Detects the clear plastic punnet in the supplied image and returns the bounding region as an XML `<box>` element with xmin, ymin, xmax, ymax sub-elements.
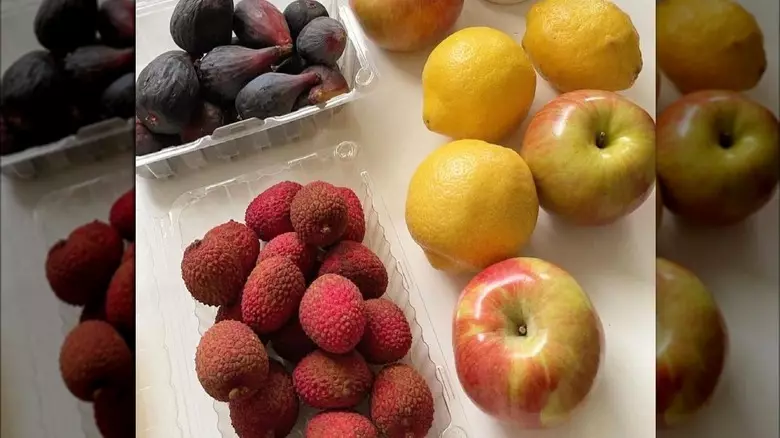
<box><xmin>31</xmin><ymin>170</ymin><xmax>134</xmax><ymax>438</ymax></box>
<box><xmin>134</xmin><ymin>0</ymin><xmax>379</xmax><ymax>179</ymax></box>
<box><xmin>142</xmin><ymin>141</ymin><xmax>471</xmax><ymax>437</ymax></box>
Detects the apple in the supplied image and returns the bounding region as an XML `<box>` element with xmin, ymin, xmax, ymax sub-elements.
<box><xmin>349</xmin><ymin>0</ymin><xmax>463</xmax><ymax>52</ymax></box>
<box><xmin>520</xmin><ymin>90</ymin><xmax>656</xmax><ymax>226</ymax></box>
<box><xmin>656</xmin><ymin>258</ymin><xmax>727</xmax><ymax>428</ymax></box>
<box><xmin>453</xmin><ymin>257</ymin><xmax>603</xmax><ymax>428</ymax></box>
<box><xmin>657</xmin><ymin>90</ymin><xmax>779</xmax><ymax>226</ymax></box>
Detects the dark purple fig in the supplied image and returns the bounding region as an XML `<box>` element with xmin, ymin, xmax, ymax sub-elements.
<box><xmin>196</xmin><ymin>44</ymin><xmax>293</xmax><ymax>104</ymax></box>
<box><xmin>101</xmin><ymin>73</ymin><xmax>134</xmax><ymax>119</ymax></box>
<box><xmin>1</xmin><ymin>51</ymin><xmax>71</xmax><ymax>144</ymax></box>
<box><xmin>293</xmin><ymin>65</ymin><xmax>349</xmax><ymax>110</ymax></box>
<box><xmin>273</xmin><ymin>54</ymin><xmax>308</xmax><ymax>75</ymax></box>
<box><xmin>64</xmin><ymin>46</ymin><xmax>134</xmax><ymax>91</ymax></box>
<box><xmin>135</xmin><ymin>119</ymin><xmax>179</xmax><ymax>156</ymax></box>
<box><xmin>283</xmin><ymin>0</ymin><xmax>328</xmax><ymax>40</ymax></box>
<box><xmin>296</xmin><ymin>17</ymin><xmax>347</xmax><ymax>67</ymax></box>
<box><xmin>233</xmin><ymin>0</ymin><xmax>292</xmax><ymax>49</ymax></box>
<box><xmin>235</xmin><ymin>72</ymin><xmax>320</xmax><ymax>120</ymax></box>
<box><xmin>181</xmin><ymin>101</ymin><xmax>228</xmax><ymax>143</ymax></box>
<box><xmin>34</xmin><ymin>0</ymin><xmax>98</xmax><ymax>54</ymax></box>
<box><xmin>170</xmin><ymin>0</ymin><xmax>234</xmax><ymax>55</ymax></box>
<box><xmin>136</xmin><ymin>51</ymin><xmax>200</xmax><ymax>135</ymax></box>
<box><xmin>97</xmin><ymin>0</ymin><xmax>135</xmax><ymax>47</ymax></box>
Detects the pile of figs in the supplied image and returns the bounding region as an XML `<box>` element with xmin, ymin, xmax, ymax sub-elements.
<box><xmin>135</xmin><ymin>0</ymin><xmax>351</xmax><ymax>157</ymax></box>
<box><xmin>0</xmin><ymin>0</ymin><xmax>135</xmax><ymax>156</ymax></box>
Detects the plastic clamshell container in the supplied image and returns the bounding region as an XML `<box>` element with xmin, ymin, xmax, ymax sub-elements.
<box><xmin>1</xmin><ymin>0</ymin><xmax>133</xmax><ymax>179</ymax></box>
<box><xmin>134</xmin><ymin>0</ymin><xmax>379</xmax><ymax>179</ymax></box>
<box><xmin>31</xmin><ymin>170</ymin><xmax>134</xmax><ymax>438</ymax></box>
<box><xmin>147</xmin><ymin>142</ymin><xmax>470</xmax><ymax>437</ymax></box>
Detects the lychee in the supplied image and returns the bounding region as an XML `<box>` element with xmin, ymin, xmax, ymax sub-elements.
<box><xmin>318</xmin><ymin>241</ymin><xmax>388</xmax><ymax>299</ymax></box>
<box><xmin>338</xmin><ymin>187</ymin><xmax>366</xmax><ymax>243</ymax></box>
<box><xmin>306</xmin><ymin>411</ymin><xmax>378</xmax><ymax>438</ymax></box>
<box><xmin>242</xmin><ymin>256</ymin><xmax>306</xmax><ymax>334</ymax></box>
<box><xmin>293</xmin><ymin>350</ymin><xmax>373</xmax><ymax>409</ymax></box>
<box><xmin>181</xmin><ymin>237</ymin><xmax>245</xmax><ymax>306</ymax></box>
<box><xmin>105</xmin><ymin>259</ymin><xmax>135</xmax><ymax>335</ymax></box>
<box><xmin>122</xmin><ymin>242</ymin><xmax>135</xmax><ymax>263</ymax></box>
<box><xmin>245</xmin><ymin>181</ymin><xmax>303</xmax><ymax>241</ymax></box>
<box><xmin>204</xmin><ymin>220</ymin><xmax>259</xmax><ymax>275</ymax></box>
<box><xmin>59</xmin><ymin>321</ymin><xmax>133</xmax><ymax>401</ymax></box>
<box><xmin>357</xmin><ymin>299</ymin><xmax>412</xmax><ymax>364</ymax></box>
<box><xmin>229</xmin><ymin>360</ymin><xmax>299</xmax><ymax>438</ymax></box>
<box><xmin>195</xmin><ymin>320</ymin><xmax>269</xmax><ymax>402</ymax></box>
<box><xmin>46</xmin><ymin>220</ymin><xmax>124</xmax><ymax>306</ymax></box>
<box><xmin>290</xmin><ymin>181</ymin><xmax>348</xmax><ymax>246</ymax></box>
<box><xmin>215</xmin><ymin>291</ymin><xmax>243</xmax><ymax>324</ymax></box>
<box><xmin>268</xmin><ymin>316</ymin><xmax>317</xmax><ymax>364</ymax></box>
<box><xmin>257</xmin><ymin>231</ymin><xmax>318</xmax><ymax>279</ymax></box>
<box><xmin>109</xmin><ymin>188</ymin><xmax>134</xmax><ymax>241</ymax></box>
<box><xmin>94</xmin><ymin>386</ymin><xmax>134</xmax><ymax>438</ymax></box>
<box><xmin>370</xmin><ymin>364</ymin><xmax>434</xmax><ymax>438</ymax></box>
<box><xmin>299</xmin><ymin>274</ymin><xmax>365</xmax><ymax>354</ymax></box>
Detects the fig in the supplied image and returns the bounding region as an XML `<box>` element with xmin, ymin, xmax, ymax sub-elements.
<box><xmin>170</xmin><ymin>0</ymin><xmax>234</xmax><ymax>55</ymax></box>
<box><xmin>296</xmin><ymin>17</ymin><xmax>347</xmax><ymax>67</ymax></box>
<box><xmin>181</xmin><ymin>101</ymin><xmax>228</xmax><ymax>143</ymax></box>
<box><xmin>64</xmin><ymin>46</ymin><xmax>134</xmax><ymax>93</ymax></box>
<box><xmin>101</xmin><ymin>73</ymin><xmax>134</xmax><ymax>119</ymax></box>
<box><xmin>235</xmin><ymin>72</ymin><xmax>320</xmax><ymax>120</ymax></box>
<box><xmin>233</xmin><ymin>0</ymin><xmax>292</xmax><ymax>48</ymax></box>
<box><xmin>136</xmin><ymin>119</ymin><xmax>178</xmax><ymax>156</ymax></box>
<box><xmin>295</xmin><ymin>65</ymin><xmax>349</xmax><ymax>108</ymax></box>
<box><xmin>34</xmin><ymin>0</ymin><xmax>98</xmax><ymax>54</ymax></box>
<box><xmin>97</xmin><ymin>0</ymin><xmax>135</xmax><ymax>47</ymax></box>
<box><xmin>283</xmin><ymin>0</ymin><xmax>328</xmax><ymax>39</ymax></box>
<box><xmin>136</xmin><ymin>51</ymin><xmax>200</xmax><ymax>135</ymax></box>
<box><xmin>197</xmin><ymin>45</ymin><xmax>293</xmax><ymax>104</ymax></box>
<box><xmin>273</xmin><ymin>54</ymin><xmax>308</xmax><ymax>75</ymax></box>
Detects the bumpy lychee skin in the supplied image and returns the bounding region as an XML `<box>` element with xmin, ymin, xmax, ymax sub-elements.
<box><xmin>229</xmin><ymin>360</ymin><xmax>299</xmax><ymax>438</ymax></box>
<box><xmin>93</xmin><ymin>386</ymin><xmax>133</xmax><ymax>438</ymax></box>
<box><xmin>242</xmin><ymin>256</ymin><xmax>306</xmax><ymax>334</ymax></box>
<box><xmin>109</xmin><ymin>188</ymin><xmax>135</xmax><ymax>241</ymax></box>
<box><xmin>269</xmin><ymin>316</ymin><xmax>317</xmax><ymax>363</ymax></box>
<box><xmin>215</xmin><ymin>291</ymin><xmax>243</xmax><ymax>324</ymax></box>
<box><xmin>204</xmin><ymin>220</ymin><xmax>259</xmax><ymax>275</ymax></box>
<box><xmin>59</xmin><ymin>321</ymin><xmax>133</xmax><ymax>401</ymax></box>
<box><xmin>370</xmin><ymin>364</ymin><xmax>434</xmax><ymax>438</ymax></box>
<box><xmin>258</xmin><ymin>231</ymin><xmax>318</xmax><ymax>279</ymax></box>
<box><xmin>318</xmin><ymin>241</ymin><xmax>388</xmax><ymax>299</ymax></box>
<box><xmin>290</xmin><ymin>181</ymin><xmax>348</xmax><ymax>246</ymax></box>
<box><xmin>181</xmin><ymin>238</ymin><xmax>244</xmax><ymax>306</ymax></box>
<box><xmin>299</xmin><ymin>274</ymin><xmax>366</xmax><ymax>354</ymax></box>
<box><xmin>357</xmin><ymin>299</ymin><xmax>412</xmax><ymax>364</ymax></box>
<box><xmin>105</xmin><ymin>259</ymin><xmax>135</xmax><ymax>335</ymax></box>
<box><xmin>122</xmin><ymin>242</ymin><xmax>135</xmax><ymax>263</ymax></box>
<box><xmin>306</xmin><ymin>411</ymin><xmax>378</xmax><ymax>438</ymax></box>
<box><xmin>46</xmin><ymin>221</ymin><xmax>124</xmax><ymax>305</ymax></box>
<box><xmin>338</xmin><ymin>187</ymin><xmax>366</xmax><ymax>243</ymax></box>
<box><xmin>195</xmin><ymin>320</ymin><xmax>269</xmax><ymax>402</ymax></box>
<box><xmin>245</xmin><ymin>181</ymin><xmax>303</xmax><ymax>241</ymax></box>
<box><xmin>293</xmin><ymin>350</ymin><xmax>373</xmax><ymax>409</ymax></box>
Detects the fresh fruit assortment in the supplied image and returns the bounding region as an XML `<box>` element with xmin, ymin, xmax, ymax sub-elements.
<box><xmin>181</xmin><ymin>180</ymin><xmax>432</xmax><ymax>437</ymax></box>
<box><xmin>44</xmin><ymin>189</ymin><xmax>135</xmax><ymax>438</ymax></box>
<box><xmin>135</xmin><ymin>0</ymin><xmax>351</xmax><ymax>157</ymax></box>
<box><xmin>0</xmin><ymin>0</ymin><xmax>134</xmax><ymax>156</ymax></box>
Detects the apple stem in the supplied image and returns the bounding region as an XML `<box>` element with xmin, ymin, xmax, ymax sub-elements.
<box><xmin>718</xmin><ymin>132</ymin><xmax>733</xmax><ymax>149</ymax></box>
<box><xmin>518</xmin><ymin>325</ymin><xmax>527</xmax><ymax>336</ymax></box>
<box><xmin>595</xmin><ymin>131</ymin><xmax>608</xmax><ymax>149</ymax></box>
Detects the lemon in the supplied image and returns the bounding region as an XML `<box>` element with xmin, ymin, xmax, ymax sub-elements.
<box><xmin>405</xmin><ymin>140</ymin><xmax>539</xmax><ymax>273</ymax></box>
<box><xmin>422</xmin><ymin>27</ymin><xmax>537</xmax><ymax>143</ymax></box>
<box><xmin>522</xmin><ymin>0</ymin><xmax>642</xmax><ymax>92</ymax></box>
<box><xmin>657</xmin><ymin>0</ymin><xmax>766</xmax><ymax>94</ymax></box>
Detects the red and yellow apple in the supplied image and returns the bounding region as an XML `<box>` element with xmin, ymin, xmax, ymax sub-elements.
<box><xmin>349</xmin><ymin>0</ymin><xmax>463</xmax><ymax>52</ymax></box>
<box><xmin>520</xmin><ymin>90</ymin><xmax>656</xmax><ymax>226</ymax></box>
<box><xmin>657</xmin><ymin>90</ymin><xmax>779</xmax><ymax>226</ymax></box>
<box><xmin>656</xmin><ymin>258</ymin><xmax>728</xmax><ymax>428</ymax></box>
<box><xmin>453</xmin><ymin>257</ymin><xmax>603</xmax><ymax>428</ymax></box>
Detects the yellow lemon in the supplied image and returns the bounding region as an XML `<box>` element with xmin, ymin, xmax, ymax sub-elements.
<box><xmin>657</xmin><ymin>0</ymin><xmax>766</xmax><ymax>94</ymax></box>
<box><xmin>405</xmin><ymin>140</ymin><xmax>539</xmax><ymax>273</ymax></box>
<box><xmin>422</xmin><ymin>27</ymin><xmax>537</xmax><ymax>143</ymax></box>
<box><xmin>523</xmin><ymin>0</ymin><xmax>642</xmax><ymax>92</ymax></box>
